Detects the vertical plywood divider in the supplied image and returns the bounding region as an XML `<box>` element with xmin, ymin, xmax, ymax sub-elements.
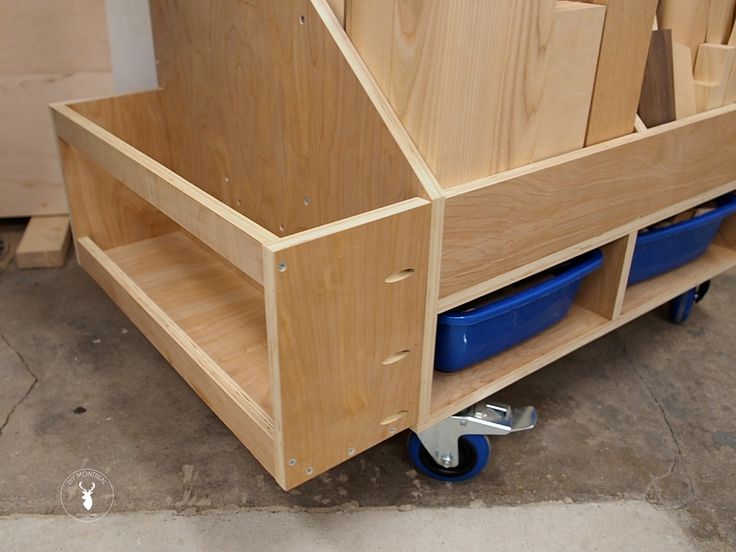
<box><xmin>576</xmin><ymin>232</ymin><xmax>637</xmax><ymax>319</ymax></box>
<box><xmin>267</xmin><ymin>201</ymin><xmax>431</xmax><ymax>488</ymax></box>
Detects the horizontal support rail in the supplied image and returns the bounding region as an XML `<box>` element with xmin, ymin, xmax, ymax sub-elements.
<box><xmin>52</xmin><ymin>103</ymin><xmax>276</xmax><ymax>285</ymax></box>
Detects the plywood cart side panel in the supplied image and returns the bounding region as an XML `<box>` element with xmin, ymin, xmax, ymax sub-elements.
<box><xmin>440</xmin><ymin>105</ymin><xmax>736</xmax><ymax>302</ymax></box>
<box><xmin>268</xmin><ymin>201</ymin><xmax>431</xmax><ymax>489</ymax></box>
<box><xmin>148</xmin><ymin>0</ymin><xmax>426</xmax><ymax>237</ymax></box>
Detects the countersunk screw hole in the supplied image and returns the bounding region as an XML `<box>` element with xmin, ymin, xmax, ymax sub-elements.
<box><xmin>306</xmin><ymin>466</ymin><xmax>314</xmax><ymax>475</ymax></box>
<box><xmin>288</xmin><ymin>458</ymin><xmax>297</xmax><ymax>466</ymax></box>
<box><xmin>388</xmin><ymin>427</ymin><xmax>396</xmax><ymax>434</ymax></box>
<box><xmin>303</xmin><ymin>197</ymin><xmax>310</xmax><ymax>206</ymax></box>
<box><xmin>278</xmin><ymin>262</ymin><xmax>288</xmax><ymax>273</ymax></box>
<box><xmin>279</xmin><ymin>224</ymin><xmax>285</xmax><ymax>232</ymax></box>
<box><xmin>347</xmin><ymin>448</ymin><xmax>355</xmax><ymax>456</ymax></box>
<box><xmin>299</xmin><ymin>15</ymin><xmax>306</xmax><ymax>24</ymax></box>
<box><xmin>236</xmin><ymin>198</ymin><xmax>242</xmax><ymax>207</ymax></box>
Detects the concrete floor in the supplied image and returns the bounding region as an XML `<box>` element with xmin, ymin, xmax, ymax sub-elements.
<box><xmin>1</xmin><ymin>234</ymin><xmax>735</xmax><ymax>551</ymax></box>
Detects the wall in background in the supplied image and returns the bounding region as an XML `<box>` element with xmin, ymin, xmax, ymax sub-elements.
<box><xmin>105</xmin><ymin>0</ymin><xmax>158</xmax><ymax>93</ymax></box>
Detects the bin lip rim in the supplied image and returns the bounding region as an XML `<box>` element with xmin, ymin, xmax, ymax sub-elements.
<box><xmin>439</xmin><ymin>249</ymin><xmax>604</xmax><ymax>326</ymax></box>
<box><xmin>636</xmin><ymin>193</ymin><xmax>736</xmax><ymax>245</ymax></box>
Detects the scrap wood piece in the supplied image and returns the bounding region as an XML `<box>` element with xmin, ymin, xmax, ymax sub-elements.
<box><xmin>693</xmin><ymin>43</ymin><xmax>736</xmax><ymax>110</ymax></box>
<box><xmin>638</xmin><ymin>29</ymin><xmax>677</xmax><ymax>127</ymax></box>
<box><xmin>15</xmin><ymin>216</ymin><xmax>71</xmax><ymax>269</ymax></box>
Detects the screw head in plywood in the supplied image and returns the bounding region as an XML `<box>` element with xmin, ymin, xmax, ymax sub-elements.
<box><xmin>278</xmin><ymin>262</ymin><xmax>288</xmax><ymax>272</ymax></box>
<box><xmin>288</xmin><ymin>458</ymin><xmax>297</xmax><ymax>466</ymax></box>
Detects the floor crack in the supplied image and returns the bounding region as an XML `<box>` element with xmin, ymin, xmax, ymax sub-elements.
<box><xmin>0</xmin><ymin>331</ymin><xmax>38</xmax><ymax>437</ymax></box>
<box><xmin>614</xmin><ymin>335</ymin><xmax>696</xmax><ymax>509</ymax></box>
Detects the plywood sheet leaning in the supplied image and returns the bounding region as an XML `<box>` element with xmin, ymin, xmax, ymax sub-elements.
<box><xmin>582</xmin><ymin>0</ymin><xmax>659</xmax><ymax>145</ymax></box>
<box><xmin>346</xmin><ymin>0</ymin><xmax>612</xmax><ymax>187</ymax></box>
<box><xmin>707</xmin><ymin>0</ymin><xmax>736</xmax><ymax>44</ymax></box>
<box><xmin>672</xmin><ymin>43</ymin><xmax>698</xmax><ymax>118</ymax></box>
<box><xmin>638</xmin><ymin>30</ymin><xmax>677</xmax><ymax>127</ymax></box>
<box><xmin>532</xmin><ymin>1</ymin><xmax>606</xmax><ymax>160</ymax></box>
<box><xmin>658</xmin><ymin>0</ymin><xmax>711</xmax><ymax>64</ymax></box>
<box><xmin>694</xmin><ymin>44</ymin><xmax>736</xmax><ymax>110</ymax></box>
<box><xmin>0</xmin><ymin>0</ymin><xmax>113</xmax><ymax>218</ymax></box>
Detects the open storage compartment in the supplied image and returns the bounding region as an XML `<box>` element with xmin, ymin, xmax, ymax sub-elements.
<box><xmin>54</xmin><ymin>0</ymin><xmax>736</xmax><ymax>487</ymax></box>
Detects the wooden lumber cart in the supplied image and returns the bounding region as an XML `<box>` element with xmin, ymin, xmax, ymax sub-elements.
<box><xmin>52</xmin><ymin>0</ymin><xmax>736</xmax><ymax>489</ymax></box>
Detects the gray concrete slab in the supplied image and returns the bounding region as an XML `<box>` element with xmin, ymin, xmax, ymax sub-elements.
<box><xmin>0</xmin><ymin>502</ymin><xmax>698</xmax><ymax>552</ymax></box>
<box><xmin>1</xmin><ymin>249</ymin><xmax>735</xmax><ymax>551</ymax></box>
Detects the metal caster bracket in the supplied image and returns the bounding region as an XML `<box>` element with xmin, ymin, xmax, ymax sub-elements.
<box><xmin>417</xmin><ymin>401</ymin><xmax>537</xmax><ymax>469</ymax></box>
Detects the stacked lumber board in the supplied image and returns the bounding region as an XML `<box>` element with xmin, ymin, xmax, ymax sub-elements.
<box><xmin>339</xmin><ymin>0</ymin><xmax>736</xmax><ymax>184</ymax></box>
<box><xmin>344</xmin><ymin>0</ymin><xmax>659</xmax><ymax>186</ymax></box>
<box><xmin>638</xmin><ymin>0</ymin><xmax>736</xmax><ymax>126</ymax></box>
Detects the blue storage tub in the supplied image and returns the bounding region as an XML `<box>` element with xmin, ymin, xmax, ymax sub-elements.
<box><xmin>435</xmin><ymin>250</ymin><xmax>604</xmax><ymax>373</ymax></box>
<box><xmin>628</xmin><ymin>194</ymin><xmax>736</xmax><ymax>285</ymax></box>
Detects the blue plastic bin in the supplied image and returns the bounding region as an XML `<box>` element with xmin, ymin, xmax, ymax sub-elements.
<box><xmin>628</xmin><ymin>194</ymin><xmax>736</xmax><ymax>285</ymax></box>
<box><xmin>435</xmin><ymin>250</ymin><xmax>604</xmax><ymax>373</ymax></box>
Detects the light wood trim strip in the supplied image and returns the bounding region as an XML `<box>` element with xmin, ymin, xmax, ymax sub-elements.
<box><xmin>268</xmin><ymin>197</ymin><xmax>430</xmax><ymax>251</ymax></box>
<box><xmin>52</xmin><ymin>103</ymin><xmax>276</xmax><ymax>284</ymax></box>
<box><xmin>576</xmin><ymin>231</ymin><xmax>637</xmax><ymax>320</ymax></box>
<box><xmin>76</xmin><ymin>236</ymin><xmax>276</xmax><ymax>477</ymax></box>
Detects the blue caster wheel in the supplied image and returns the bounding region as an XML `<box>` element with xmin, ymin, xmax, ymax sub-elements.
<box><xmin>407</xmin><ymin>432</ymin><xmax>490</xmax><ymax>482</ymax></box>
<box><xmin>668</xmin><ymin>281</ymin><xmax>710</xmax><ymax>324</ymax></box>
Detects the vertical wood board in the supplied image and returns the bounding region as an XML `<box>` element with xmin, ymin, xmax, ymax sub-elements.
<box><xmin>270</xmin><ymin>203</ymin><xmax>431</xmax><ymax>488</ymax></box>
<box><xmin>694</xmin><ymin>44</ymin><xmax>736</xmax><ymax>110</ymax></box>
<box><xmin>658</xmin><ymin>0</ymin><xmax>711</xmax><ymax>64</ymax></box>
<box><xmin>638</xmin><ymin>29</ymin><xmax>677</xmax><ymax>127</ymax></box>
<box><xmin>347</xmin><ymin>0</ymin><xmax>566</xmax><ymax>187</ymax></box>
<box><xmin>707</xmin><ymin>0</ymin><xmax>736</xmax><ymax>44</ymax></box>
<box><xmin>532</xmin><ymin>1</ymin><xmax>607</xmax><ymax>160</ymax></box>
<box><xmin>583</xmin><ymin>0</ymin><xmax>659</xmax><ymax>145</ymax></box>
<box><xmin>672</xmin><ymin>43</ymin><xmax>697</xmax><ymax>118</ymax></box>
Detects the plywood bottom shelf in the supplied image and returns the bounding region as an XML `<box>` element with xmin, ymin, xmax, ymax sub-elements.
<box><xmin>424</xmin><ymin>242</ymin><xmax>736</xmax><ymax>430</ymax></box>
<box><xmin>103</xmin><ymin>231</ymin><xmax>273</xmax><ymax>416</ymax></box>
<box><xmin>622</xmin><ymin>243</ymin><xmax>736</xmax><ymax>316</ymax></box>
<box><xmin>428</xmin><ymin>304</ymin><xmax>608</xmax><ymax>426</ymax></box>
